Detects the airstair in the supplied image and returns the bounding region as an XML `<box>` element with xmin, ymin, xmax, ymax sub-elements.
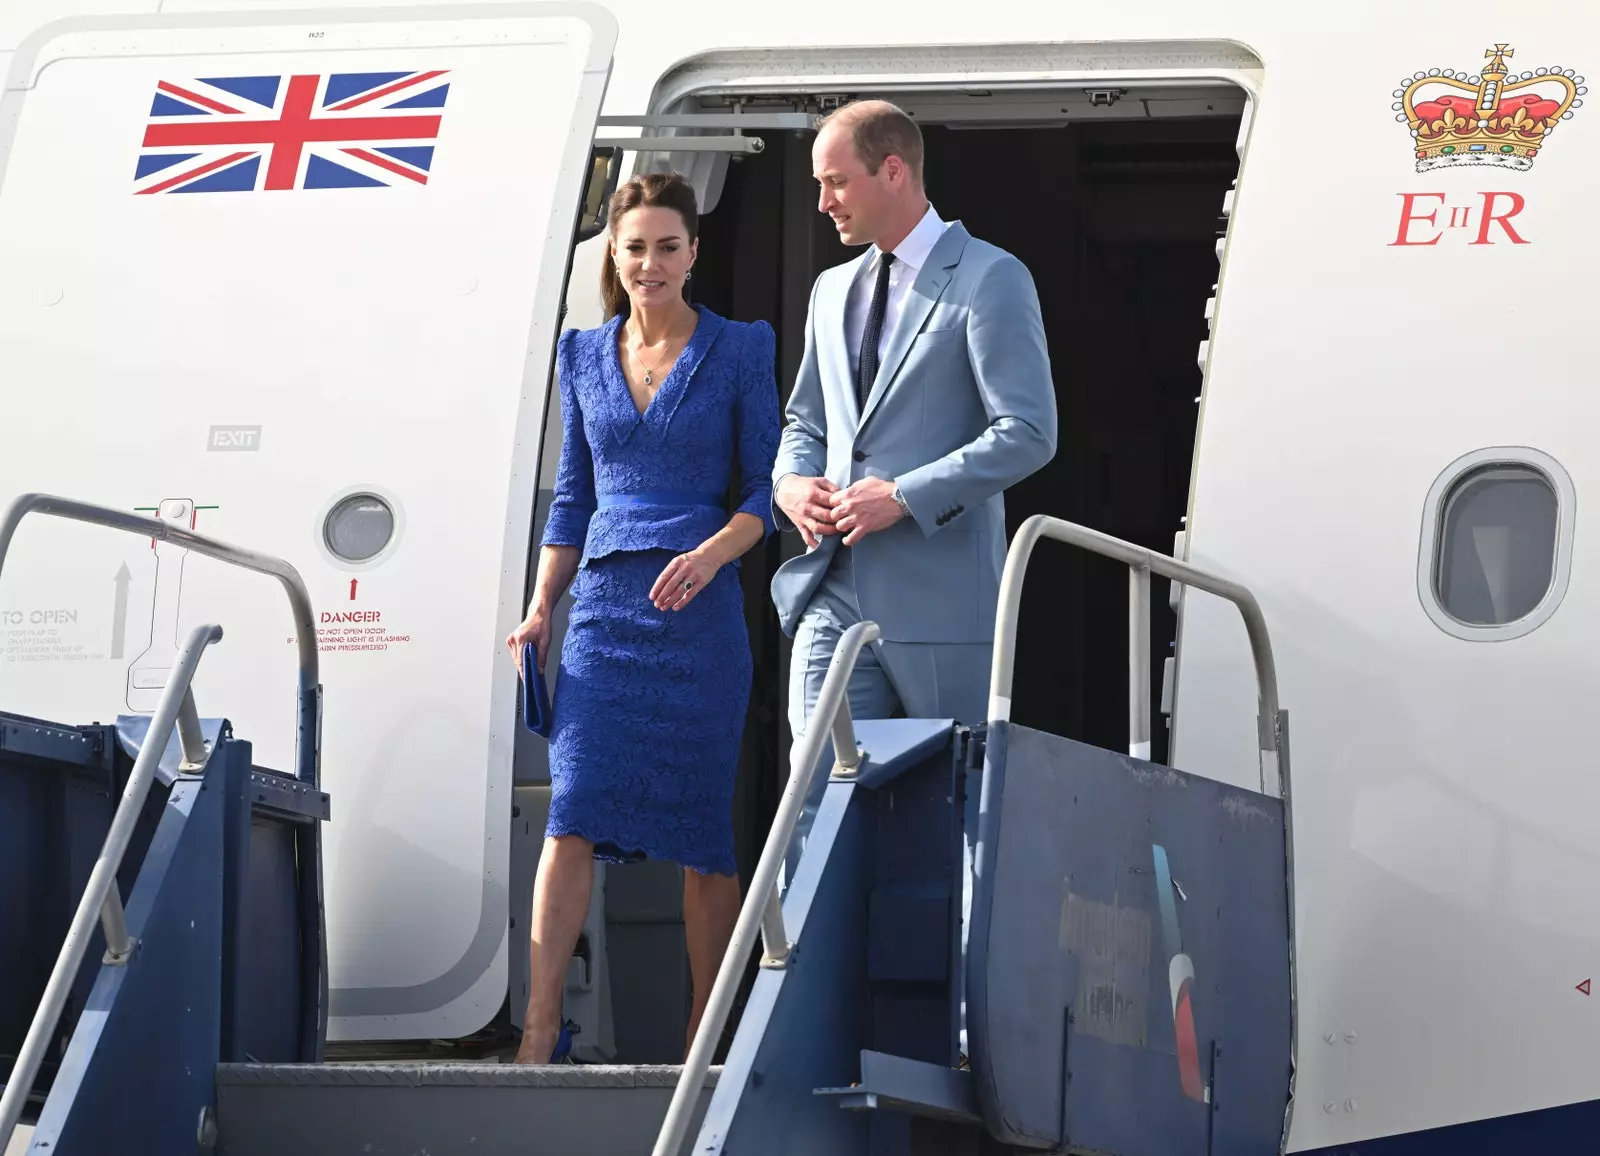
<box><xmin>0</xmin><ymin>496</ymin><xmax>1297</xmax><ymax>1156</ymax></box>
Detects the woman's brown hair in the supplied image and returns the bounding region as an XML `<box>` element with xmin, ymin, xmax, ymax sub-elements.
<box><xmin>600</xmin><ymin>171</ymin><xmax>700</xmax><ymax>320</ymax></box>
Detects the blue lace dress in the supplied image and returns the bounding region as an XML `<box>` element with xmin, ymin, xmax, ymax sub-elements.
<box><xmin>540</xmin><ymin>305</ymin><xmax>779</xmax><ymax>876</ymax></box>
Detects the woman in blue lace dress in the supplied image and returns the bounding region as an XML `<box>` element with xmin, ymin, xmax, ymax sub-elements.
<box><xmin>506</xmin><ymin>171</ymin><xmax>779</xmax><ymax>1064</ymax></box>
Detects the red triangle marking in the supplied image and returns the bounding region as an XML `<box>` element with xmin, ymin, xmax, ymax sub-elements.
<box><xmin>1578</xmin><ymin>979</ymin><xmax>1591</xmax><ymax>996</ymax></box>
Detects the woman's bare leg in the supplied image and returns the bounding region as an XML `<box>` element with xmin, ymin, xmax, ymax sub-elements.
<box><xmin>514</xmin><ymin>835</ymin><xmax>595</xmax><ymax>1063</ymax></box>
<box><xmin>682</xmin><ymin>867</ymin><xmax>742</xmax><ymax>1059</ymax></box>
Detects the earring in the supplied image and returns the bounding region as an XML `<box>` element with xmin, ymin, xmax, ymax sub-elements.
<box><xmin>685</xmin><ymin>270</ymin><xmax>693</xmax><ymax>284</ymax></box>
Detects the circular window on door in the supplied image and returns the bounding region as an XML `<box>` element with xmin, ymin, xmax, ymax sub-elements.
<box><xmin>1418</xmin><ymin>448</ymin><xmax>1575</xmax><ymax>641</ymax></box>
<box><xmin>315</xmin><ymin>485</ymin><xmax>405</xmax><ymax>570</ymax></box>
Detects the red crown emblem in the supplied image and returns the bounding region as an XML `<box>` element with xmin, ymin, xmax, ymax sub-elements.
<box><xmin>1396</xmin><ymin>44</ymin><xmax>1584</xmax><ymax>172</ymax></box>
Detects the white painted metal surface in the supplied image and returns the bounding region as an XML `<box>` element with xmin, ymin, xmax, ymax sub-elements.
<box><xmin>0</xmin><ymin>1</ymin><xmax>1596</xmax><ymax>1151</ymax></box>
<box><xmin>4</xmin><ymin>1123</ymin><xmax>30</xmax><ymax>1156</ymax></box>
<box><xmin>0</xmin><ymin>1</ymin><xmax>617</xmax><ymax>1042</ymax></box>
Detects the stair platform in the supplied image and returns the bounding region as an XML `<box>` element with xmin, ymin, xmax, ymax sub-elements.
<box><xmin>215</xmin><ymin>1062</ymin><xmax>721</xmax><ymax>1156</ymax></box>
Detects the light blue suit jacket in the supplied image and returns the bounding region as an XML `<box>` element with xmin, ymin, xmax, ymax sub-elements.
<box><xmin>770</xmin><ymin>221</ymin><xmax>1057</xmax><ymax>644</ymax></box>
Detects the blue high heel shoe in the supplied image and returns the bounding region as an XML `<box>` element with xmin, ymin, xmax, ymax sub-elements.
<box><xmin>550</xmin><ymin>1018</ymin><xmax>580</xmax><ymax>1063</ymax></box>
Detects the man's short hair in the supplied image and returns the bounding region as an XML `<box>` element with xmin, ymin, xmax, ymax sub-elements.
<box><xmin>817</xmin><ymin>99</ymin><xmax>924</xmax><ymax>185</ymax></box>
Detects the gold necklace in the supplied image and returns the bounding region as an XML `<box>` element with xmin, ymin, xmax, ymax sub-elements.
<box><xmin>629</xmin><ymin>318</ymin><xmax>688</xmax><ymax>388</ymax></box>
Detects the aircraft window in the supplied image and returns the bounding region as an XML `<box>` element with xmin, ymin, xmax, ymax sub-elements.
<box><xmin>1419</xmin><ymin>448</ymin><xmax>1574</xmax><ymax>641</ymax></box>
<box><xmin>324</xmin><ymin>493</ymin><xmax>396</xmax><ymax>564</ymax></box>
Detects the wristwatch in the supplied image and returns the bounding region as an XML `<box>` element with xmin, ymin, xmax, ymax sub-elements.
<box><xmin>891</xmin><ymin>485</ymin><xmax>912</xmax><ymax>520</ymax></box>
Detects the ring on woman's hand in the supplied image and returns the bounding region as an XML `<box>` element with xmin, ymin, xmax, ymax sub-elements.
<box><xmin>682</xmin><ymin>579</ymin><xmax>693</xmax><ymax>590</ymax></box>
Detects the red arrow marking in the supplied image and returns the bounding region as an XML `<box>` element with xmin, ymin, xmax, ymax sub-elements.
<box><xmin>1578</xmin><ymin>979</ymin><xmax>1591</xmax><ymax>996</ymax></box>
<box><xmin>349</xmin><ymin>579</ymin><xmax>358</xmax><ymax>602</ymax></box>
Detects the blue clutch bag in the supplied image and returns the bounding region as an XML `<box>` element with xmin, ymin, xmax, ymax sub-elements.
<box><xmin>521</xmin><ymin>642</ymin><xmax>552</xmax><ymax>738</ymax></box>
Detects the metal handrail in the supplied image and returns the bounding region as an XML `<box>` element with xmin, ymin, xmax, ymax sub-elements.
<box><xmin>0</xmin><ymin>493</ymin><xmax>322</xmax><ymax>785</ymax></box>
<box><xmin>988</xmin><ymin>513</ymin><xmax>1298</xmax><ymax>1152</ymax></box>
<box><xmin>0</xmin><ymin>622</ymin><xmax>222</xmax><ymax>1153</ymax></box>
<box><xmin>989</xmin><ymin>514</ymin><xmax>1284</xmax><ymax>795</ymax></box>
<box><xmin>652</xmin><ymin>621</ymin><xmax>880</xmax><ymax>1156</ymax></box>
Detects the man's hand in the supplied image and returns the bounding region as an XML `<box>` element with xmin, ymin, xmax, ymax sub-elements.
<box><xmin>829</xmin><ymin>477</ymin><xmax>906</xmax><ymax>546</ymax></box>
<box><xmin>777</xmin><ymin>473</ymin><xmax>841</xmax><ymax>549</ymax></box>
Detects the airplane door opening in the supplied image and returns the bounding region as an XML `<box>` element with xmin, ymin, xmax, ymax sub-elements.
<box><xmin>690</xmin><ymin>98</ymin><xmax>1245</xmax><ymax>772</ymax></box>
<box><xmin>510</xmin><ymin>83</ymin><xmax>1248</xmax><ymax>1064</ymax></box>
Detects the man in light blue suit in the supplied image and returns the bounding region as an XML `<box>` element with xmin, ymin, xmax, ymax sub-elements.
<box><xmin>772</xmin><ymin>99</ymin><xmax>1057</xmax><ymax>910</ymax></box>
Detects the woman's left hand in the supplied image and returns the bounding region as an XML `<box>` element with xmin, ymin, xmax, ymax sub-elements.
<box><xmin>651</xmin><ymin>548</ymin><xmax>721</xmax><ymax>611</ymax></box>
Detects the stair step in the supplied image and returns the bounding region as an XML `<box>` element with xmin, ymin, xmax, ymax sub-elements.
<box><xmin>215</xmin><ymin>1062</ymin><xmax>720</xmax><ymax>1156</ymax></box>
<box><xmin>815</xmin><ymin>1050</ymin><xmax>980</xmax><ymax>1125</ymax></box>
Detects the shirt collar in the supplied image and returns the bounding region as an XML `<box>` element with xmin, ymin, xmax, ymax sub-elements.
<box><xmin>868</xmin><ymin>202</ymin><xmax>947</xmax><ymax>276</ymax></box>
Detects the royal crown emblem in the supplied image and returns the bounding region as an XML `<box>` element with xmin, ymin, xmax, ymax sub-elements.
<box><xmin>1396</xmin><ymin>44</ymin><xmax>1585</xmax><ymax>172</ymax></box>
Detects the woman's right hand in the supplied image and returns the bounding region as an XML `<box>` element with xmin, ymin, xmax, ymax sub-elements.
<box><xmin>506</xmin><ymin>609</ymin><xmax>552</xmax><ymax>678</ymax></box>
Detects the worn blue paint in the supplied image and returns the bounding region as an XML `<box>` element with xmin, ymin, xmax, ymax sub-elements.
<box><xmin>849</xmin><ymin>719</ymin><xmax>958</xmax><ymax>791</ymax></box>
<box><xmin>697</xmin><ymin>721</ymin><xmax>969</xmax><ymax>1155</ymax></box>
<box><xmin>815</xmin><ymin>1049</ymin><xmax>979</xmax><ymax>1124</ymax></box>
<box><xmin>696</xmin><ymin>780</ymin><xmax>873</xmax><ymax>1155</ymax></box>
<box><xmin>29</xmin><ymin>758</ymin><xmax>226</xmax><ymax>1154</ymax></box>
<box><xmin>967</xmin><ymin>722</ymin><xmax>1293</xmax><ymax>1155</ymax></box>
<box><xmin>220</xmin><ymin>745</ymin><xmax>320</xmax><ymax>1065</ymax></box>
<box><xmin>863</xmin><ymin>727</ymin><xmax>967</xmax><ymax>1072</ymax></box>
<box><xmin>29</xmin><ymin>693</ymin><xmax>1597</xmax><ymax>1156</ymax></box>
<box><xmin>2</xmin><ymin>711</ymin><xmax>327</xmax><ymax>1152</ymax></box>
<box><xmin>0</xmin><ymin>715</ymin><xmax>153</xmax><ymax>1103</ymax></box>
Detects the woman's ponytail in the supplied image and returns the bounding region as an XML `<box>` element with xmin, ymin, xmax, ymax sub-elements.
<box><xmin>600</xmin><ymin>243</ymin><xmax>628</xmax><ymax>320</ymax></box>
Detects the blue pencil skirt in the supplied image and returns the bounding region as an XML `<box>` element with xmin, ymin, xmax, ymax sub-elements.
<box><xmin>545</xmin><ymin>549</ymin><xmax>748</xmax><ymax>876</ymax></box>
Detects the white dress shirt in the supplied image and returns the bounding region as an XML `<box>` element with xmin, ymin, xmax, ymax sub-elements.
<box><xmin>846</xmin><ymin>202</ymin><xmax>951</xmax><ymax>379</ymax></box>
<box><xmin>774</xmin><ymin>203</ymin><xmax>951</xmax><ymax>503</ymax></box>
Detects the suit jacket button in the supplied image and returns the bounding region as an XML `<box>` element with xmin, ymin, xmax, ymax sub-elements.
<box><xmin>853</xmin><ymin>450</ymin><xmax>867</xmax><ymax>462</ymax></box>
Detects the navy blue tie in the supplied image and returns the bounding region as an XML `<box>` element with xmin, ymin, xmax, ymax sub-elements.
<box><xmin>857</xmin><ymin>253</ymin><xmax>896</xmax><ymax>412</ymax></box>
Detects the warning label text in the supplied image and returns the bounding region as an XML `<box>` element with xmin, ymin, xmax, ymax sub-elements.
<box><xmin>289</xmin><ymin>608</ymin><xmax>411</xmax><ymax>653</ymax></box>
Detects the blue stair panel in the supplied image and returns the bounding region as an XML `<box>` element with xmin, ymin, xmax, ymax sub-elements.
<box><xmin>696</xmin><ymin>720</ymin><xmax>973</xmax><ymax>1156</ymax></box>
<box><xmin>0</xmin><ymin>711</ymin><xmax>328</xmax><ymax>1154</ymax></box>
<box><xmin>0</xmin><ymin>714</ymin><xmax>158</xmax><ymax>1106</ymax></box>
<box><xmin>967</xmin><ymin>721</ymin><xmax>1293</xmax><ymax>1155</ymax></box>
<box><xmin>31</xmin><ymin>742</ymin><xmax>234</xmax><ymax>1154</ymax></box>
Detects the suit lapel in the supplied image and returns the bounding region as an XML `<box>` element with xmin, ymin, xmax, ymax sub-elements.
<box><xmin>826</xmin><ymin>251</ymin><xmax>871</xmax><ymax>426</ymax></box>
<box><xmin>858</xmin><ymin>222</ymin><xmax>970</xmax><ymax>430</ymax></box>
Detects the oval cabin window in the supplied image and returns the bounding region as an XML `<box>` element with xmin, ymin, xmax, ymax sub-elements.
<box><xmin>324</xmin><ymin>493</ymin><xmax>396</xmax><ymax>563</ymax></box>
<box><xmin>1419</xmin><ymin>449</ymin><xmax>1574</xmax><ymax>641</ymax></box>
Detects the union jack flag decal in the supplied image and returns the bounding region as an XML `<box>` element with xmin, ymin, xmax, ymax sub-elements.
<box><xmin>134</xmin><ymin>71</ymin><xmax>449</xmax><ymax>194</ymax></box>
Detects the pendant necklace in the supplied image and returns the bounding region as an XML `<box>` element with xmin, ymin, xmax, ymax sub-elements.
<box><xmin>632</xmin><ymin>319</ymin><xmax>685</xmax><ymax>389</ymax></box>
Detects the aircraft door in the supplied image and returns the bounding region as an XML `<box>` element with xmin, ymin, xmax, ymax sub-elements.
<box><xmin>0</xmin><ymin>2</ymin><xmax>618</xmax><ymax>1042</ymax></box>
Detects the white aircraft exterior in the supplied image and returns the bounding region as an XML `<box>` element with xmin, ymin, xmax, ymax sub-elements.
<box><xmin>1</xmin><ymin>2</ymin><xmax>1595</xmax><ymax>1151</ymax></box>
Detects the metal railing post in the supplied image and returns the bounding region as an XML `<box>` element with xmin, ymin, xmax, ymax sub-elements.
<box><xmin>652</xmin><ymin>621</ymin><xmax>879</xmax><ymax>1156</ymax></box>
<box><xmin>175</xmin><ymin>685</ymin><xmax>208</xmax><ymax>771</ymax></box>
<box><xmin>990</xmin><ymin>515</ymin><xmax>1283</xmax><ymax>794</ymax></box>
<box><xmin>0</xmin><ymin>622</ymin><xmax>222</xmax><ymax>1153</ymax></box>
<box><xmin>829</xmin><ymin>697</ymin><xmax>865</xmax><ymax>778</ymax></box>
<box><xmin>1128</xmin><ymin>564</ymin><xmax>1152</xmax><ymax>760</ymax></box>
<box><xmin>758</xmin><ymin>890</ymin><xmax>788</xmax><ymax>969</ymax></box>
<box><xmin>99</xmin><ymin>888</ymin><xmax>134</xmax><ymax>966</ymax></box>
